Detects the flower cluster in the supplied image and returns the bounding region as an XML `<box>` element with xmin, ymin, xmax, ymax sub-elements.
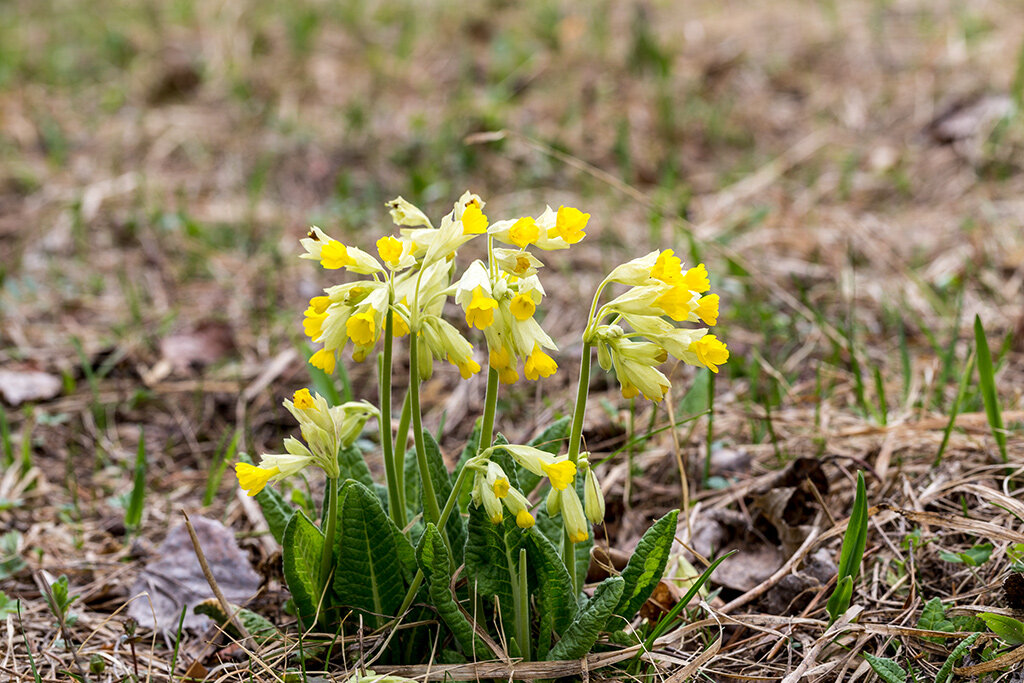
<box><xmin>235</xmin><ymin>389</ymin><xmax>377</xmax><ymax>496</ymax></box>
<box><xmin>586</xmin><ymin>249</ymin><xmax>730</xmax><ymax>402</ymax></box>
<box><xmin>299</xmin><ymin>193</ymin><xmax>589</xmax><ymax>383</ymax></box>
<box><xmin>467</xmin><ymin>445</ymin><xmax>605</xmax><ymax>543</ymax></box>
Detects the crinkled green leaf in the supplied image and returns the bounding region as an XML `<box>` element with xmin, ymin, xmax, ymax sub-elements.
<box><xmin>918</xmin><ymin>597</ymin><xmax>955</xmax><ymax>643</ymax></box>
<box><xmin>610</xmin><ymin>509</ymin><xmax>678</xmax><ymax>627</ymax></box>
<box><xmin>338</xmin><ymin>444</ymin><xmax>375</xmax><ymax>489</ymax></box>
<box><xmin>193</xmin><ymin>599</ymin><xmax>280</xmax><ymax>645</ymax></box>
<box><xmin>862</xmin><ymin>653</ymin><xmax>907</xmax><ymax>683</ymax></box>
<box><xmin>526</xmin><ymin>528</ymin><xmax>578</xmax><ymax>657</ymax></box>
<box><xmin>332</xmin><ymin>481</ymin><xmax>413</xmax><ymax>621</ymax></box>
<box><xmin>981</xmin><ymin>612</ymin><xmax>1024</xmax><ymax>645</ymax></box>
<box><xmin>935</xmin><ymin>632</ymin><xmax>980</xmax><ymax>683</ymax></box>
<box><xmin>464</xmin><ymin>504</ymin><xmax>515</xmax><ymax>611</ymax></box>
<box><xmin>416</xmin><ymin>523</ymin><xmax>490</xmax><ymax>659</ymax></box>
<box><xmin>282</xmin><ymin>510</ymin><xmax>324</xmax><ymax>626</ymax></box>
<box><xmin>547</xmin><ymin>576</ymin><xmax>624</xmax><ymax>660</ymax></box>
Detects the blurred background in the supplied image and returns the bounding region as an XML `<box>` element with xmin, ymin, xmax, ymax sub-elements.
<box><xmin>1</xmin><ymin>0</ymin><xmax>1023</xmax><ymax>663</ymax></box>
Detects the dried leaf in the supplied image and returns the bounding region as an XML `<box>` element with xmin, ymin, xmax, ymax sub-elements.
<box><xmin>0</xmin><ymin>368</ymin><xmax>61</xmax><ymax>406</ymax></box>
<box><xmin>128</xmin><ymin>516</ymin><xmax>260</xmax><ymax>632</ymax></box>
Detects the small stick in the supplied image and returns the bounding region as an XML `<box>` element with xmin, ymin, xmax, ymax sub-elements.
<box><xmin>180</xmin><ymin>511</ymin><xmax>254</xmax><ymax>647</ymax></box>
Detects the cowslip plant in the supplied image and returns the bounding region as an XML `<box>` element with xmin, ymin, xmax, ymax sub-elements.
<box><xmin>234</xmin><ymin>192</ymin><xmax>729</xmax><ymax>664</ymax></box>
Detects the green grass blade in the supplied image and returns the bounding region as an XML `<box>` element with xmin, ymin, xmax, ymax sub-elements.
<box><xmin>644</xmin><ymin>549</ymin><xmax>736</xmax><ymax>648</ymax></box>
<box><xmin>203</xmin><ymin>429</ymin><xmax>239</xmax><ymax>506</ymax></box>
<box><xmin>837</xmin><ymin>471</ymin><xmax>868</xmax><ymax>582</ymax></box>
<box><xmin>0</xmin><ymin>406</ymin><xmax>12</xmax><ymax>468</ymax></box>
<box><xmin>973</xmin><ymin>315</ymin><xmax>1007</xmax><ymax>462</ymax></box>
<box><xmin>934</xmin><ymin>352</ymin><xmax>975</xmax><ymax>467</ymax></box>
<box><xmin>124</xmin><ymin>430</ymin><xmax>147</xmax><ymax>532</ymax></box>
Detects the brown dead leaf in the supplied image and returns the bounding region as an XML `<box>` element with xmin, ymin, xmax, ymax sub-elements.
<box><xmin>639</xmin><ymin>579</ymin><xmax>684</xmax><ymax>624</ymax></box>
<box><xmin>0</xmin><ymin>368</ymin><xmax>62</xmax><ymax>406</ymax></box>
<box><xmin>145</xmin><ymin>320</ymin><xmax>236</xmax><ymax>384</ymax></box>
<box><xmin>128</xmin><ymin>515</ymin><xmax>260</xmax><ymax>632</ymax></box>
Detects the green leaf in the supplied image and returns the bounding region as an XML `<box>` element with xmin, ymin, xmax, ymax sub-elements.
<box><xmin>193</xmin><ymin>599</ymin><xmax>279</xmax><ymax>645</ymax></box>
<box><xmin>464</xmin><ymin>504</ymin><xmax>515</xmax><ymax>612</ymax></box>
<box><xmin>338</xmin><ymin>444</ymin><xmax>375</xmax><ymax>489</ymax></box>
<box><xmin>332</xmin><ymin>480</ymin><xmax>414</xmax><ymax>621</ymax></box>
<box><xmin>918</xmin><ymin>597</ymin><xmax>955</xmax><ymax>643</ymax></box>
<box><xmin>935</xmin><ymin>632</ymin><xmax>980</xmax><ymax>683</ymax></box>
<box><xmin>826</xmin><ymin>575</ymin><xmax>853</xmax><ymax>625</ymax></box>
<box><xmin>837</xmin><ymin>471</ymin><xmax>868</xmax><ymax>582</ymax></box>
<box><xmin>610</xmin><ymin>509</ymin><xmax>679</xmax><ymax>627</ymax></box>
<box><xmin>980</xmin><ymin>612</ymin><xmax>1024</xmax><ymax>645</ymax></box>
<box><xmin>974</xmin><ymin>315</ymin><xmax>1007</xmax><ymax>463</ymax></box>
<box><xmin>124</xmin><ymin>432</ymin><xmax>147</xmax><ymax>531</ymax></box>
<box><xmin>416</xmin><ymin>523</ymin><xmax>490</xmax><ymax>659</ymax></box>
<box><xmin>533</xmin><ymin>501</ymin><xmax>590</xmax><ymax>595</ymax></box>
<box><xmin>547</xmin><ymin>576</ymin><xmax>624</xmax><ymax>660</ymax></box>
<box><xmin>518</xmin><ymin>417</ymin><xmax>572</xmax><ymax>495</ymax></box>
<box><xmin>282</xmin><ymin>510</ymin><xmax>324</xmax><ymax>626</ymax></box>
<box><xmin>421</xmin><ymin>431</ymin><xmax>466</xmax><ymax>566</ymax></box>
<box><xmin>526</xmin><ymin>529</ymin><xmax>578</xmax><ymax>653</ymax></box>
<box><xmin>939</xmin><ymin>543</ymin><xmax>993</xmax><ymax>567</ymax></box>
<box><xmin>862</xmin><ymin>653</ymin><xmax>907</xmax><ymax>683</ymax></box>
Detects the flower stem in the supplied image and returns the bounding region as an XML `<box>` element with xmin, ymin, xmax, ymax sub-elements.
<box><xmin>380</xmin><ymin>308</ymin><xmax>406</xmax><ymax>529</ymax></box>
<box><xmin>319</xmin><ymin>476</ymin><xmax>338</xmax><ymax>595</ymax></box>
<box><xmin>394</xmin><ymin>390</ymin><xmax>411</xmax><ymax>518</ymax></box>
<box><xmin>408</xmin><ymin>334</ymin><xmax>442</xmax><ymax>526</ymax></box>
<box><xmin>516</xmin><ymin>547</ymin><xmax>530</xmax><ymax>661</ymax></box>
<box><xmin>563</xmin><ymin>341</ymin><xmax>593</xmax><ymax>594</ymax></box>
<box><xmin>478</xmin><ymin>367</ymin><xmax>500</xmax><ymax>453</ymax></box>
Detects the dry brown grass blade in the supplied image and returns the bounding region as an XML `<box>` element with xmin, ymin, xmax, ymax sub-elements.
<box><xmin>878</xmin><ymin>504</ymin><xmax>1024</xmax><ymax>543</ymax></box>
<box><xmin>377</xmin><ymin>645</ymin><xmax>641</xmax><ymax>680</ymax></box>
<box><xmin>955</xmin><ymin>642</ymin><xmax>1024</xmax><ymax>676</ymax></box>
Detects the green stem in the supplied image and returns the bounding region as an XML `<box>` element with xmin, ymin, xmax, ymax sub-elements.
<box><xmin>516</xmin><ymin>547</ymin><xmax>530</xmax><ymax>661</ymax></box>
<box><xmin>394</xmin><ymin>390</ymin><xmax>412</xmax><ymax>519</ymax></box>
<box><xmin>408</xmin><ymin>335</ymin><xmax>442</xmax><ymax>526</ymax></box>
<box><xmin>380</xmin><ymin>308</ymin><xmax>406</xmax><ymax>529</ymax></box>
<box><xmin>563</xmin><ymin>342</ymin><xmax>593</xmax><ymax>595</ymax></box>
<box><xmin>478</xmin><ymin>367</ymin><xmax>500</xmax><ymax>453</ymax></box>
<box><xmin>703</xmin><ymin>371</ymin><xmax>716</xmax><ymax>486</ymax></box>
<box><xmin>319</xmin><ymin>477</ymin><xmax>338</xmax><ymax>594</ymax></box>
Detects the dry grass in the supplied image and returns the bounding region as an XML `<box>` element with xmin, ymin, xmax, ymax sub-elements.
<box><xmin>2</xmin><ymin>0</ymin><xmax>1023</xmax><ymax>680</ymax></box>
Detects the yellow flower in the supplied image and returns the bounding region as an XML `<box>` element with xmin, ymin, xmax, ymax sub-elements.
<box><xmin>489</xmin><ymin>345</ymin><xmax>514</xmax><ymax>371</ymax></box>
<box><xmin>509</xmin><ymin>217</ymin><xmax>540</xmax><ymax>248</ymax></box>
<box><xmin>694</xmin><ymin>294</ymin><xmax>719</xmax><ymax>326</ymax></box>
<box><xmin>654</xmin><ymin>286</ymin><xmax>691</xmax><ymax>321</ymax></box>
<box><xmin>524</xmin><ymin>344</ymin><xmax>557</xmax><ymax>380</ymax></box>
<box><xmin>347</xmin><ymin>310</ymin><xmax>377</xmax><ymax>347</ymax></box>
<box><xmin>235</xmin><ymin>462</ymin><xmax>279</xmax><ymax>497</ymax></box>
<box><xmin>493</xmin><ymin>248</ymin><xmax>544</xmax><ymax>278</ymax></box>
<box><xmin>691</xmin><ymin>334</ymin><xmax>729</xmax><ymax>373</ymax></box>
<box><xmin>541</xmin><ymin>459</ymin><xmax>577</xmax><ymax>491</ymax></box>
<box><xmin>303</xmin><ymin>309</ymin><xmax>327</xmax><ymax>341</ymax></box>
<box><xmin>310</xmin><ymin>347</ymin><xmax>336</xmax><ymax>374</ymax></box>
<box><xmin>449</xmin><ymin>354</ymin><xmax>482</xmax><ymax>379</ymax></box>
<box><xmin>682</xmin><ymin>263</ymin><xmax>710</xmax><ymax>293</ymax></box>
<box><xmin>510</xmin><ymin>293</ymin><xmax>535</xmax><ymax>321</ymax></box>
<box><xmin>461</xmin><ymin>203</ymin><xmax>489</xmax><ymax>234</ymax></box>
<box><xmin>516</xmin><ymin>509</ymin><xmax>535</xmax><ymax>529</ymax></box>
<box><xmin>650</xmin><ymin>249</ymin><xmax>683</xmax><ymax>284</ymax></box>
<box><xmin>550</xmin><ymin>206</ymin><xmax>589</xmax><ymax>244</ymax></box>
<box><xmin>293</xmin><ymin>388</ymin><xmax>315</xmax><ymax>410</ymax></box>
<box><xmin>376</xmin><ymin>235</ymin><xmax>403</xmax><ymax>266</ymax></box>
<box><xmin>320</xmin><ymin>240</ymin><xmax>354</xmax><ymax>269</ymax></box>
<box><xmin>309</xmin><ymin>296</ymin><xmax>331</xmax><ymax>314</ymax></box>
<box><xmin>486</xmin><ymin>461</ymin><xmax>510</xmax><ymax>499</ymax></box>
<box><xmin>466</xmin><ymin>286</ymin><xmax>498</xmax><ymax>330</ymax></box>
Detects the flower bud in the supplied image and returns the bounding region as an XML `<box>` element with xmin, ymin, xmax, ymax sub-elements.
<box><xmin>584</xmin><ymin>467</ymin><xmax>605</xmax><ymax>525</ymax></box>
<box><xmin>560</xmin><ymin>487</ymin><xmax>589</xmax><ymax>544</ymax></box>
